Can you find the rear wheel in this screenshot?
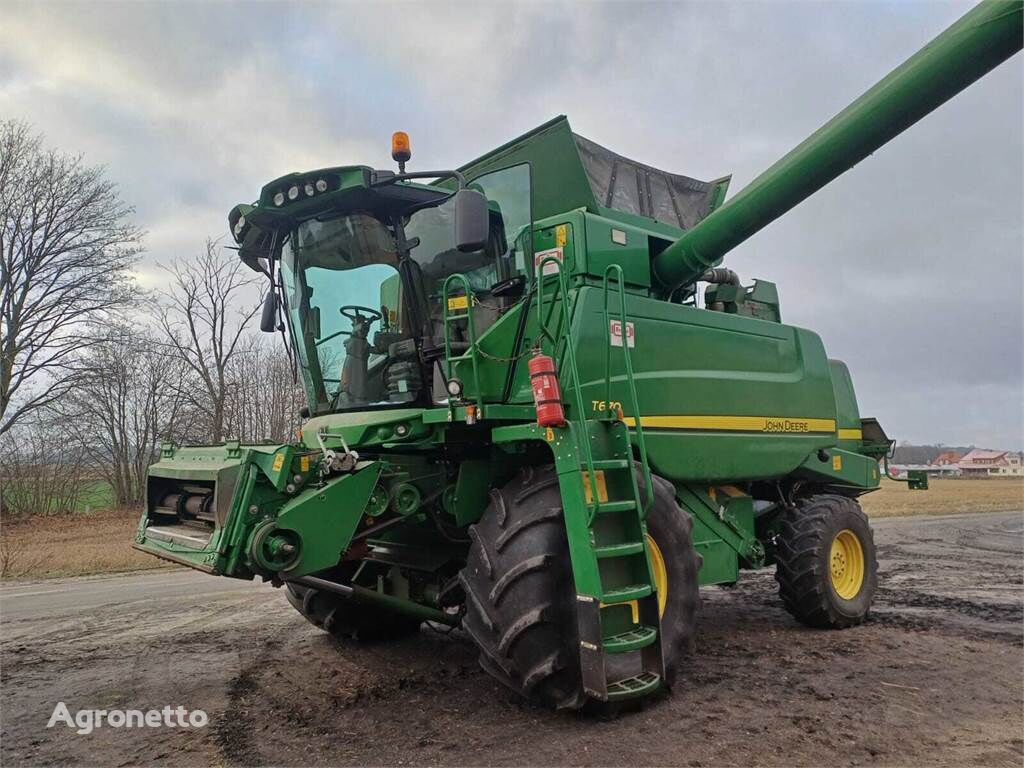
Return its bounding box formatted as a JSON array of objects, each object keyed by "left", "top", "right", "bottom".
[
  {"left": 459, "top": 465, "right": 700, "bottom": 708},
  {"left": 284, "top": 570, "right": 423, "bottom": 642},
  {"left": 774, "top": 494, "right": 877, "bottom": 628}
]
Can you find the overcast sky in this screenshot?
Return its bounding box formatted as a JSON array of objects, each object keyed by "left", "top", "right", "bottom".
[{"left": 2, "top": 1, "right": 1021, "bottom": 449}]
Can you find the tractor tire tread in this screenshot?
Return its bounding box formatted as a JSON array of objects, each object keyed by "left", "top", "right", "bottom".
[
  {"left": 773, "top": 494, "right": 877, "bottom": 629},
  {"left": 460, "top": 466, "right": 583, "bottom": 709}
]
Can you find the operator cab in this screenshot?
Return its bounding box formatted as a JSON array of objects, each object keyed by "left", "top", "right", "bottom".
[{"left": 240, "top": 160, "right": 532, "bottom": 416}]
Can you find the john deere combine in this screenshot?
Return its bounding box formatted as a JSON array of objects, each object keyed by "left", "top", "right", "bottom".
[{"left": 135, "top": 2, "right": 1021, "bottom": 708}]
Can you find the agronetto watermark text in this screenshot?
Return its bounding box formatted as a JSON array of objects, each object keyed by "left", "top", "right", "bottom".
[{"left": 47, "top": 702, "right": 209, "bottom": 735}]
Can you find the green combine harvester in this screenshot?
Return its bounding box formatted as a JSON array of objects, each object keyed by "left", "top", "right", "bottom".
[{"left": 135, "top": 2, "right": 1021, "bottom": 709}]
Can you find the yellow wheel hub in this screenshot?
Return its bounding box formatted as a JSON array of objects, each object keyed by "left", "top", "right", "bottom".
[
  {"left": 829, "top": 529, "right": 865, "bottom": 600},
  {"left": 646, "top": 534, "right": 668, "bottom": 617}
]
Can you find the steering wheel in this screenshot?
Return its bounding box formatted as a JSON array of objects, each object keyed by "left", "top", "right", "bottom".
[{"left": 340, "top": 305, "right": 383, "bottom": 323}]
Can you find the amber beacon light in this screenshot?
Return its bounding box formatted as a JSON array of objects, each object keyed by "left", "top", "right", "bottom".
[{"left": 391, "top": 131, "right": 411, "bottom": 172}]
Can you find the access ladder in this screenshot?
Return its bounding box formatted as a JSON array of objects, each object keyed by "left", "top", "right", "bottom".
[{"left": 533, "top": 257, "right": 664, "bottom": 702}]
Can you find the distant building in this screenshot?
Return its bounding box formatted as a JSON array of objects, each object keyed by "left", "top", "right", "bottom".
[
  {"left": 934, "top": 451, "right": 964, "bottom": 466},
  {"left": 888, "top": 463, "right": 960, "bottom": 479},
  {"left": 957, "top": 449, "right": 1024, "bottom": 478}
]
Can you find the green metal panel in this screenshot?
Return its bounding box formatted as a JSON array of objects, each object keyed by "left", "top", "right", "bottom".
[
  {"left": 677, "top": 486, "right": 763, "bottom": 565},
  {"left": 147, "top": 442, "right": 244, "bottom": 482},
  {"left": 531, "top": 215, "right": 581, "bottom": 281},
  {"left": 248, "top": 445, "right": 295, "bottom": 492},
  {"left": 567, "top": 286, "right": 839, "bottom": 483},
  {"left": 457, "top": 117, "right": 599, "bottom": 222},
  {"left": 829, "top": 359, "right": 865, "bottom": 446},
  {"left": 907, "top": 470, "right": 930, "bottom": 490},
  {"left": 593, "top": 205, "right": 688, "bottom": 241},
  {"left": 797, "top": 448, "right": 880, "bottom": 490},
  {"left": 451, "top": 459, "right": 493, "bottom": 527},
  {"left": 275, "top": 461, "right": 382, "bottom": 578},
  {"left": 300, "top": 408, "right": 429, "bottom": 451},
  {"left": 690, "top": 517, "right": 739, "bottom": 586},
  {"left": 653, "top": 0, "right": 1024, "bottom": 289},
  {"left": 491, "top": 422, "right": 604, "bottom": 598},
  {"left": 583, "top": 215, "right": 652, "bottom": 289},
  {"left": 455, "top": 116, "right": 726, "bottom": 232}
]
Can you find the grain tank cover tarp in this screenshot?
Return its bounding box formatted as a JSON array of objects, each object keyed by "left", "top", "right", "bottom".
[
  {"left": 455, "top": 116, "right": 729, "bottom": 230},
  {"left": 573, "top": 133, "right": 725, "bottom": 230}
]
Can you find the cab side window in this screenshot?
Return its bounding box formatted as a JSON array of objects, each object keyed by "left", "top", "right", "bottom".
[{"left": 468, "top": 163, "right": 532, "bottom": 281}]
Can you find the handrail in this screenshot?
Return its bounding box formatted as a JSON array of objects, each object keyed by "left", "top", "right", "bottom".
[
  {"left": 602, "top": 265, "right": 654, "bottom": 516},
  {"left": 441, "top": 274, "right": 484, "bottom": 416},
  {"left": 534, "top": 257, "right": 601, "bottom": 519}
]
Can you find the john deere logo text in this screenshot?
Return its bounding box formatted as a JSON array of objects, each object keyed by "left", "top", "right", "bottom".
[{"left": 764, "top": 419, "right": 810, "bottom": 433}]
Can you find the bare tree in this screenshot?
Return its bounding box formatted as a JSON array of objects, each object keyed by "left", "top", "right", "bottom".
[
  {"left": 0, "top": 417, "right": 90, "bottom": 519},
  {"left": 224, "top": 336, "right": 306, "bottom": 443},
  {"left": 58, "top": 328, "right": 190, "bottom": 507},
  {"left": 156, "top": 240, "right": 262, "bottom": 443},
  {"left": 0, "top": 120, "right": 142, "bottom": 436}
]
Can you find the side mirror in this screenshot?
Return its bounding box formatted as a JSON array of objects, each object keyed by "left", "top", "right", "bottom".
[
  {"left": 260, "top": 291, "right": 278, "bottom": 333},
  {"left": 454, "top": 189, "right": 489, "bottom": 253}
]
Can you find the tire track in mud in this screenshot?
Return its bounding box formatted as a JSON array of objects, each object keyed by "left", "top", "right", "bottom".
[
  {"left": 877, "top": 586, "right": 1023, "bottom": 624},
  {"left": 867, "top": 609, "right": 1023, "bottom": 645},
  {"left": 213, "top": 632, "right": 289, "bottom": 767},
  {"left": 872, "top": 521, "right": 1023, "bottom": 644},
  {"left": 214, "top": 663, "right": 263, "bottom": 767},
  {"left": 954, "top": 529, "right": 1024, "bottom": 556}
]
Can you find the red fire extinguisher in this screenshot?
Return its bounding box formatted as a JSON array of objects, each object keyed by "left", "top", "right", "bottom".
[{"left": 529, "top": 351, "right": 567, "bottom": 427}]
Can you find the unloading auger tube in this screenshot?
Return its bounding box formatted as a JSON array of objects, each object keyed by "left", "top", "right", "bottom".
[{"left": 652, "top": 0, "right": 1024, "bottom": 291}]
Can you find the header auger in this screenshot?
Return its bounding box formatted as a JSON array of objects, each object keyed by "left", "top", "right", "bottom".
[{"left": 135, "top": 1, "right": 1021, "bottom": 709}]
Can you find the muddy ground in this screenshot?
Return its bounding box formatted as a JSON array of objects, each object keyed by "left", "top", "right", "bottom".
[{"left": 2, "top": 511, "right": 1021, "bottom": 767}]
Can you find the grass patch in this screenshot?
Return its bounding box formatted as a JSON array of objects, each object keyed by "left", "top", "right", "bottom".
[
  {"left": 861, "top": 477, "right": 1024, "bottom": 518},
  {"left": 75, "top": 480, "right": 115, "bottom": 512},
  {"left": 1, "top": 509, "right": 174, "bottom": 580}
]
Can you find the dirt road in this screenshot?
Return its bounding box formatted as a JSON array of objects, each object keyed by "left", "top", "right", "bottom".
[{"left": 2, "top": 511, "right": 1021, "bottom": 767}]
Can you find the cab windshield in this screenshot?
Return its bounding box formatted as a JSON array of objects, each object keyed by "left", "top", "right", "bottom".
[{"left": 280, "top": 163, "right": 531, "bottom": 413}]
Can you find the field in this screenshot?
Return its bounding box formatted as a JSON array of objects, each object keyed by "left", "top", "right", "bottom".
[
  {"left": 0, "top": 510, "right": 173, "bottom": 580},
  {"left": 1, "top": 477, "right": 1020, "bottom": 581},
  {"left": 860, "top": 476, "right": 1024, "bottom": 517},
  {"left": 75, "top": 479, "right": 115, "bottom": 512}
]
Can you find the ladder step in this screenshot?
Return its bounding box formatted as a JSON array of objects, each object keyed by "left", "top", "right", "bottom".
[
  {"left": 447, "top": 353, "right": 473, "bottom": 361},
  {"left": 589, "top": 500, "right": 637, "bottom": 514},
  {"left": 601, "top": 584, "right": 653, "bottom": 604},
  {"left": 604, "top": 625, "right": 658, "bottom": 654},
  {"left": 446, "top": 313, "right": 469, "bottom": 321},
  {"left": 607, "top": 671, "right": 662, "bottom": 701},
  {"left": 584, "top": 459, "right": 630, "bottom": 471},
  {"left": 594, "top": 541, "right": 645, "bottom": 559}
]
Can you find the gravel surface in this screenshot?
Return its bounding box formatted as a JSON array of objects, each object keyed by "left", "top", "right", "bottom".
[{"left": 2, "top": 511, "right": 1021, "bottom": 767}]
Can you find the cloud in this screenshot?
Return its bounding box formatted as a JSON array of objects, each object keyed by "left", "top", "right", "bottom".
[{"left": 1, "top": 0, "right": 1020, "bottom": 447}]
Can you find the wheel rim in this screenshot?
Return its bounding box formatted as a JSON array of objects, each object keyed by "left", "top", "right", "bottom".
[
  {"left": 829, "top": 529, "right": 865, "bottom": 600},
  {"left": 646, "top": 534, "right": 668, "bottom": 617}
]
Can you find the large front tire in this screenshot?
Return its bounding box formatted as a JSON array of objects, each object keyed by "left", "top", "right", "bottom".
[
  {"left": 774, "top": 494, "right": 878, "bottom": 628},
  {"left": 459, "top": 466, "right": 701, "bottom": 709},
  {"left": 459, "top": 466, "right": 583, "bottom": 708}
]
